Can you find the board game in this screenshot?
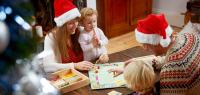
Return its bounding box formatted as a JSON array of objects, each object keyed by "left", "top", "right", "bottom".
[{"left": 88, "top": 62, "right": 126, "bottom": 89}]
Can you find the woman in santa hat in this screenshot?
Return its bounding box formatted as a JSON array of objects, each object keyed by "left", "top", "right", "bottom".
[{"left": 43, "top": 0, "right": 93, "bottom": 73}]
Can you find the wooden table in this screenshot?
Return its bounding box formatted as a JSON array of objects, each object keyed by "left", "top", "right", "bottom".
[{"left": 63, "top": 46, "right": 153, "bottom": 95}]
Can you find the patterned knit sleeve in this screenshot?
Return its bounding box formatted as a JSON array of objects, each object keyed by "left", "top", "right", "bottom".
[
  {"left": 152, "top": 56, "right": 166, "bottom": 70},
  {"left": 159, "top": 33, "right": 200, "bottom": 94}
]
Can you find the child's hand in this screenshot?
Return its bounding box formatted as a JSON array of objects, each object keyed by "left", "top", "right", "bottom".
[
  {"left": 98, "top": 54, "right": 109, "bottom": 63},
  {"left": 124, "top": 58, "right": 137, "bottom": 67},
  {"left": 108, "top": 68, "right": 124, "bottom": 77},
  {"left": 92, "top": 36, "right": 99, "bottom": 47},
  {"left": 94, "top": 35, "right": 100, "bottom": 43}
]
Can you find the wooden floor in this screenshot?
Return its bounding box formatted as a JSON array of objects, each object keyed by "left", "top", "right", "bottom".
[
  {"left": 106, "top": 26, "right": 182, "bottom": 54},
  {"left": 106, "top": 32, "right": 141, "bottom": 54}
]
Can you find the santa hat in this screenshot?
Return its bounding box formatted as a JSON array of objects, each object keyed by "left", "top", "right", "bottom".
[
  {"left": 54, "top": 0, "right": 81, "bottom": 27},
  {"left": 135, "top": 14, "right": 173, "bottom": 47}
]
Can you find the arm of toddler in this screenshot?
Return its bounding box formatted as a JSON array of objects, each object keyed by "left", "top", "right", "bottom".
[
  {"left": 78, "top": 34, "right": 94, "bottom": 52},
  {"left": 97, "top": 28, "right": 108, "bottom": 46}
]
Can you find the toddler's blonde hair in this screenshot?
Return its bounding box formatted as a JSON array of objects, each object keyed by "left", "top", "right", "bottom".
[
  {"left": 124, "top": 60, "right": 155, "bottom": 94},
  {"left": 79, "top": 7, "right": 98, "bottom": 24}
]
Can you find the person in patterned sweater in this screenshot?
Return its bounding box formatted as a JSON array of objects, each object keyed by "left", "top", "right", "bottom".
[
  {"left": 133, "top": 13, "right": 200, "bottom": 95},
  {"left": 109, "top": 3, "right": 200, "bottom": 95}
]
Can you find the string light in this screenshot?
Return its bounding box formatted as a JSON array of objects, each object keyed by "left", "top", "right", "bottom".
[
  {"left": 4, "top": 6, "right": 12, "bottom": 15},
  {"left": 14, "top": 15, "right": 31, "bottom": 30},
  {"left": 0, "top": 11, "right": 6, "bottom": 21}
]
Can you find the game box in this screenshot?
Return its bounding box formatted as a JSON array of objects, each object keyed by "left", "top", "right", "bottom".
[{"left": 49, "top": 69, "right": 89, "bottom": 93}]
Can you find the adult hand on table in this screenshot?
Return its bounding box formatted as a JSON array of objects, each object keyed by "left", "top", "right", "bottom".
[{"left": 74, "top": 61, "right": 94, "bottom": 71}]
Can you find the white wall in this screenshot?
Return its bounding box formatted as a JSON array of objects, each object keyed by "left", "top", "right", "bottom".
[
  {"left": 153, "top": 0, "right": 189, "bottom": 27},
  {"left": 86, "top": 0, "right": 96, "bottom": 10}
]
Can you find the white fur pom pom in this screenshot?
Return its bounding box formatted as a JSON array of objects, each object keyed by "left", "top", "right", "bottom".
[{"left": 160, "top": 36, "right": 171, "bottom": 47}]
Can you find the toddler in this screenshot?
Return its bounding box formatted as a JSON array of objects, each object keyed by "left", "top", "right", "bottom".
[
  {"left": 124, "top": 60, "right": 159, "bottom": 95},
  {"left": 78, "top": 8, "right": 109, "bottom": 63}
]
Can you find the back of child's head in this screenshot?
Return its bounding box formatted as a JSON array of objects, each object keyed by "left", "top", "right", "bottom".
[
  {"left": 123, "top": 60, "right": 155, "bottom": 94},
  {"left": 79, "top": 8, "right": 98, "bottom": 24}
]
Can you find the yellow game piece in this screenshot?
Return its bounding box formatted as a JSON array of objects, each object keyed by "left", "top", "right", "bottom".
[{"left": 60, "top": 72, "right": 76, "bottom": 79}]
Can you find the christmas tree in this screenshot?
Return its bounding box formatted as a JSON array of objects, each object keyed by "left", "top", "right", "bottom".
[
  {"left": 0, "top": 0, "right": 37, "bottom": 94},
  {"left": 0, "top": 0, "right": 36, "bottom": 74}
]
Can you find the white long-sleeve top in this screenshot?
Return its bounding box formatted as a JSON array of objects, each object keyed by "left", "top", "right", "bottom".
[
  {"left": 43, "top": 32, "right": 74, "bottom": 74},
  {"left": 78, "top": 27, "right": 108, "bottom": 61}
]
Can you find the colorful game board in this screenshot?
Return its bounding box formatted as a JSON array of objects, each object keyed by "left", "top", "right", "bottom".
[{"left": 88, "top": 62, "right": 126, "bottom": 89}]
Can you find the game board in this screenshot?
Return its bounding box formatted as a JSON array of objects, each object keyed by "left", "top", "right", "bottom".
[{"left": 88, "top": 62, "right": 126, "bottom": 89}]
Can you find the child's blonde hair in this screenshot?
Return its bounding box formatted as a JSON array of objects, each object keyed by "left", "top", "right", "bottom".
[
  {"left": 123, "top": 60, "right": 155, "bottom": 94},
  {"left": 79, "top": 7, "right": 98, "bottom": 24}
]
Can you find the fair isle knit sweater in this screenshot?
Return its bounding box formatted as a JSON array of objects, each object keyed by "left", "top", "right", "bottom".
[{"left": 160, "top": 33, "right": 200, "bottom": 95}]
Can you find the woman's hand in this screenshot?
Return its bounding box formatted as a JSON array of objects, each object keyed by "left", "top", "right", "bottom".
[
  {"left": 98, "top": 54, "right": 109, "bottom": 63},
  {"left": 108, "top": 68, "right": 124, "bottom": 77},
  {"left": 74, "top": 61, "right": 94, "bottom": 71}
]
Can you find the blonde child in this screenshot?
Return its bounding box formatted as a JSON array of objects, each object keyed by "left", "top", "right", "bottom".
[
  {"left": 78, "top": 8, "right": 109, "bottom": 63},
  {"left": 124, "top": 60, "right": 159, "bottom": 95}
]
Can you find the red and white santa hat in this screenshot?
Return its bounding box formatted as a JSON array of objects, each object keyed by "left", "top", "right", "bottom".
[
  {"left": 135, "top": 14, "right": 173, "bottom": 47},
  {"left": 54, "top": 0, "right": 81, "bottom": 27}
]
